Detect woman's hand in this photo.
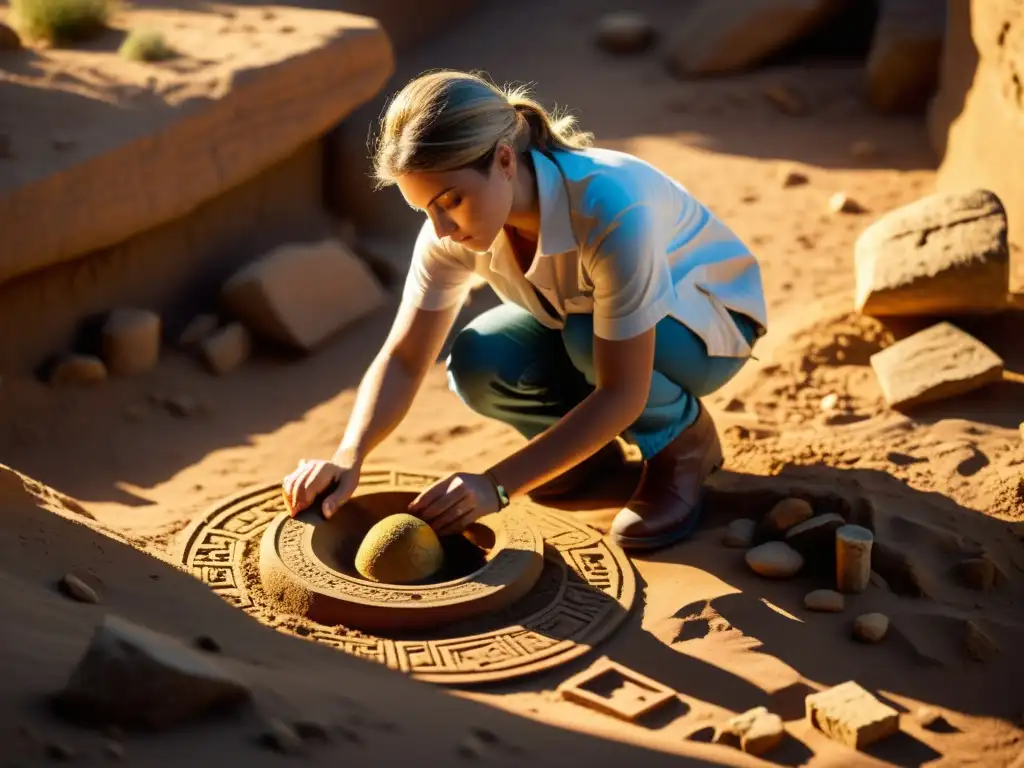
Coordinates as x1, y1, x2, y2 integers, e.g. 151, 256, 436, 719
408, 472, 501, 536
282, 457, 361, 519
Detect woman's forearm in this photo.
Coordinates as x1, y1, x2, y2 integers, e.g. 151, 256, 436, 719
487, 389, 639, 498
333, 353, 423, 466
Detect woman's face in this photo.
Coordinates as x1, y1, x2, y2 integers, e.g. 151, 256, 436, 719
396, 144, 515, 252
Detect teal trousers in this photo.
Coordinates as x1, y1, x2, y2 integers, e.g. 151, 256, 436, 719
445, 304, 759, 459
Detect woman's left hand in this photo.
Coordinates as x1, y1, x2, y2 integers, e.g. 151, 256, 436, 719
408, 472, 502, 536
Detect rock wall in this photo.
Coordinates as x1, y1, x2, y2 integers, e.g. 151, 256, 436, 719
929, 0, 1024, 246
0, 143, 332, 374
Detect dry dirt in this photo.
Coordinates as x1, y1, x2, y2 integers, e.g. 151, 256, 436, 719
1, 0, 1023, 766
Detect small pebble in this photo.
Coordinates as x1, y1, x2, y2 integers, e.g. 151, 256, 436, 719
829, 192, 863, 214
50, 355, 107, 386
723, 519, 757, 548
852, 612, 889, 643
956, 557, 998, 592
194, 635, 221, 653
819, 393, 839, 411
59, 572, 100, 604
804, 589, 845, 612
746, 542, 804, 578
780, 168, 809, 187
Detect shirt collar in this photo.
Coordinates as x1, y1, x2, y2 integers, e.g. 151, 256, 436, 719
530, 148, 577, 257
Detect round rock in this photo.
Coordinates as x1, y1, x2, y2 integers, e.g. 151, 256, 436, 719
763, 498, 814, 535
746, 542, 804, 578
853, 612, 889, 643
723, 519, 756, 548
596, 13, 654, 55
804, 589, 844, 612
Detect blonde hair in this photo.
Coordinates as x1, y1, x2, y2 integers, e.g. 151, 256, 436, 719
373, 70, 593, 188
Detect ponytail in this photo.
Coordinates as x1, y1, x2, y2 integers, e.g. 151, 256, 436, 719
506, 86, 593, 154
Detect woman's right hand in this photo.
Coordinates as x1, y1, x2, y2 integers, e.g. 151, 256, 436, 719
282, 458, 361, 519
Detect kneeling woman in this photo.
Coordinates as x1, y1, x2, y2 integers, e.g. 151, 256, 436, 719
282, 70, 767, 552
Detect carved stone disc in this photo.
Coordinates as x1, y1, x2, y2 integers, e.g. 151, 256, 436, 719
175, 468, 636, 685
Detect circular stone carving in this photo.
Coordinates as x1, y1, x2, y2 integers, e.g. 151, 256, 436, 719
258, 486, 546, 632
175, 468, 636, 685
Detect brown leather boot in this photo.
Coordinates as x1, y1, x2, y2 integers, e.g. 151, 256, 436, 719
529, 441, 623, 501
611, 403, 723, 551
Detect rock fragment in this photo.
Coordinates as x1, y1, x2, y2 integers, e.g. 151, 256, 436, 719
665, 1, 847, 76
55, 614, 250, 729
762, 498, 814, 536
869, 323, 1004, 409
805, 680, 900, 749
177, 314, 219, 350
59, 572, 100, 604
854, 189, 1009, 316
221, 239, 385, 353
746, 542, 804, 578
852, 613, 889, 643
713, 706, 785, 756
200, 322, 251, 375
866, 0, 945, 114
804, 589, 844, 612
829, 192, 864, 214
101, 309, 161, 376
780, 168, 809, 187
50, 355, 107, 386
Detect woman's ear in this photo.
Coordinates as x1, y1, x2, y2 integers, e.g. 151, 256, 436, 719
495, 142, 515, 181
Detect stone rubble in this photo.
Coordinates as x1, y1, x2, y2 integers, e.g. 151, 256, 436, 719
854, 189, 1010, 317
221, 238, 385, 353
200, 322, 252, 376
805, 680, 900, 749
869, 323, 1004, 410
101, 308, 162, 376
713, 706, 785, 756
56, 614, 251, 729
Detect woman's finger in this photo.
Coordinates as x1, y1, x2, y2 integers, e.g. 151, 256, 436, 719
409, 475, 458, 514
282, 467, 306, 510
430, 502, 470, 535
419, 487, 467, 523
291, 462, 322, 513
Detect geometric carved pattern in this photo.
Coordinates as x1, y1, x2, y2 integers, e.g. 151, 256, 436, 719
175, 467, 636, 685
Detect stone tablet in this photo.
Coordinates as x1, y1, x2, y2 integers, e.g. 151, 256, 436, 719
176, 468, 636, 685
805, 680, 900, 749
869, 323, 1004, 409
854, 189, 1009, 317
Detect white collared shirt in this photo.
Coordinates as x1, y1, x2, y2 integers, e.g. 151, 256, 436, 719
402, 146, 768, 358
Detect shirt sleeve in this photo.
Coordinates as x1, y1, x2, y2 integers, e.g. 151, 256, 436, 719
588, 203, 675, 341
401, 219, 474, 311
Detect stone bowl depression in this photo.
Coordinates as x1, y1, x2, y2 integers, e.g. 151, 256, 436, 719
258, 487, 546, 633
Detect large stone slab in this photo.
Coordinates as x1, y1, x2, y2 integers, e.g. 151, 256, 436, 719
866, 0, 946, 114
664, 0, 847, 76
0, 6, 393, 286
221, 239, 386, 352
854, 189, 1010, 316
929, 0, 1024, 247
869, 322, 1004, 409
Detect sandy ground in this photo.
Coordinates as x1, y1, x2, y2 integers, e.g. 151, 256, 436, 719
1, 0, 1023, 765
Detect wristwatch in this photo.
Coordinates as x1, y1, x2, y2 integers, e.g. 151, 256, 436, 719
485, 470, 511, 510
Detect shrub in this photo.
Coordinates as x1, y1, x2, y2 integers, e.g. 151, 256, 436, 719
118, 28, 174, 62
11, 0, 110, 46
